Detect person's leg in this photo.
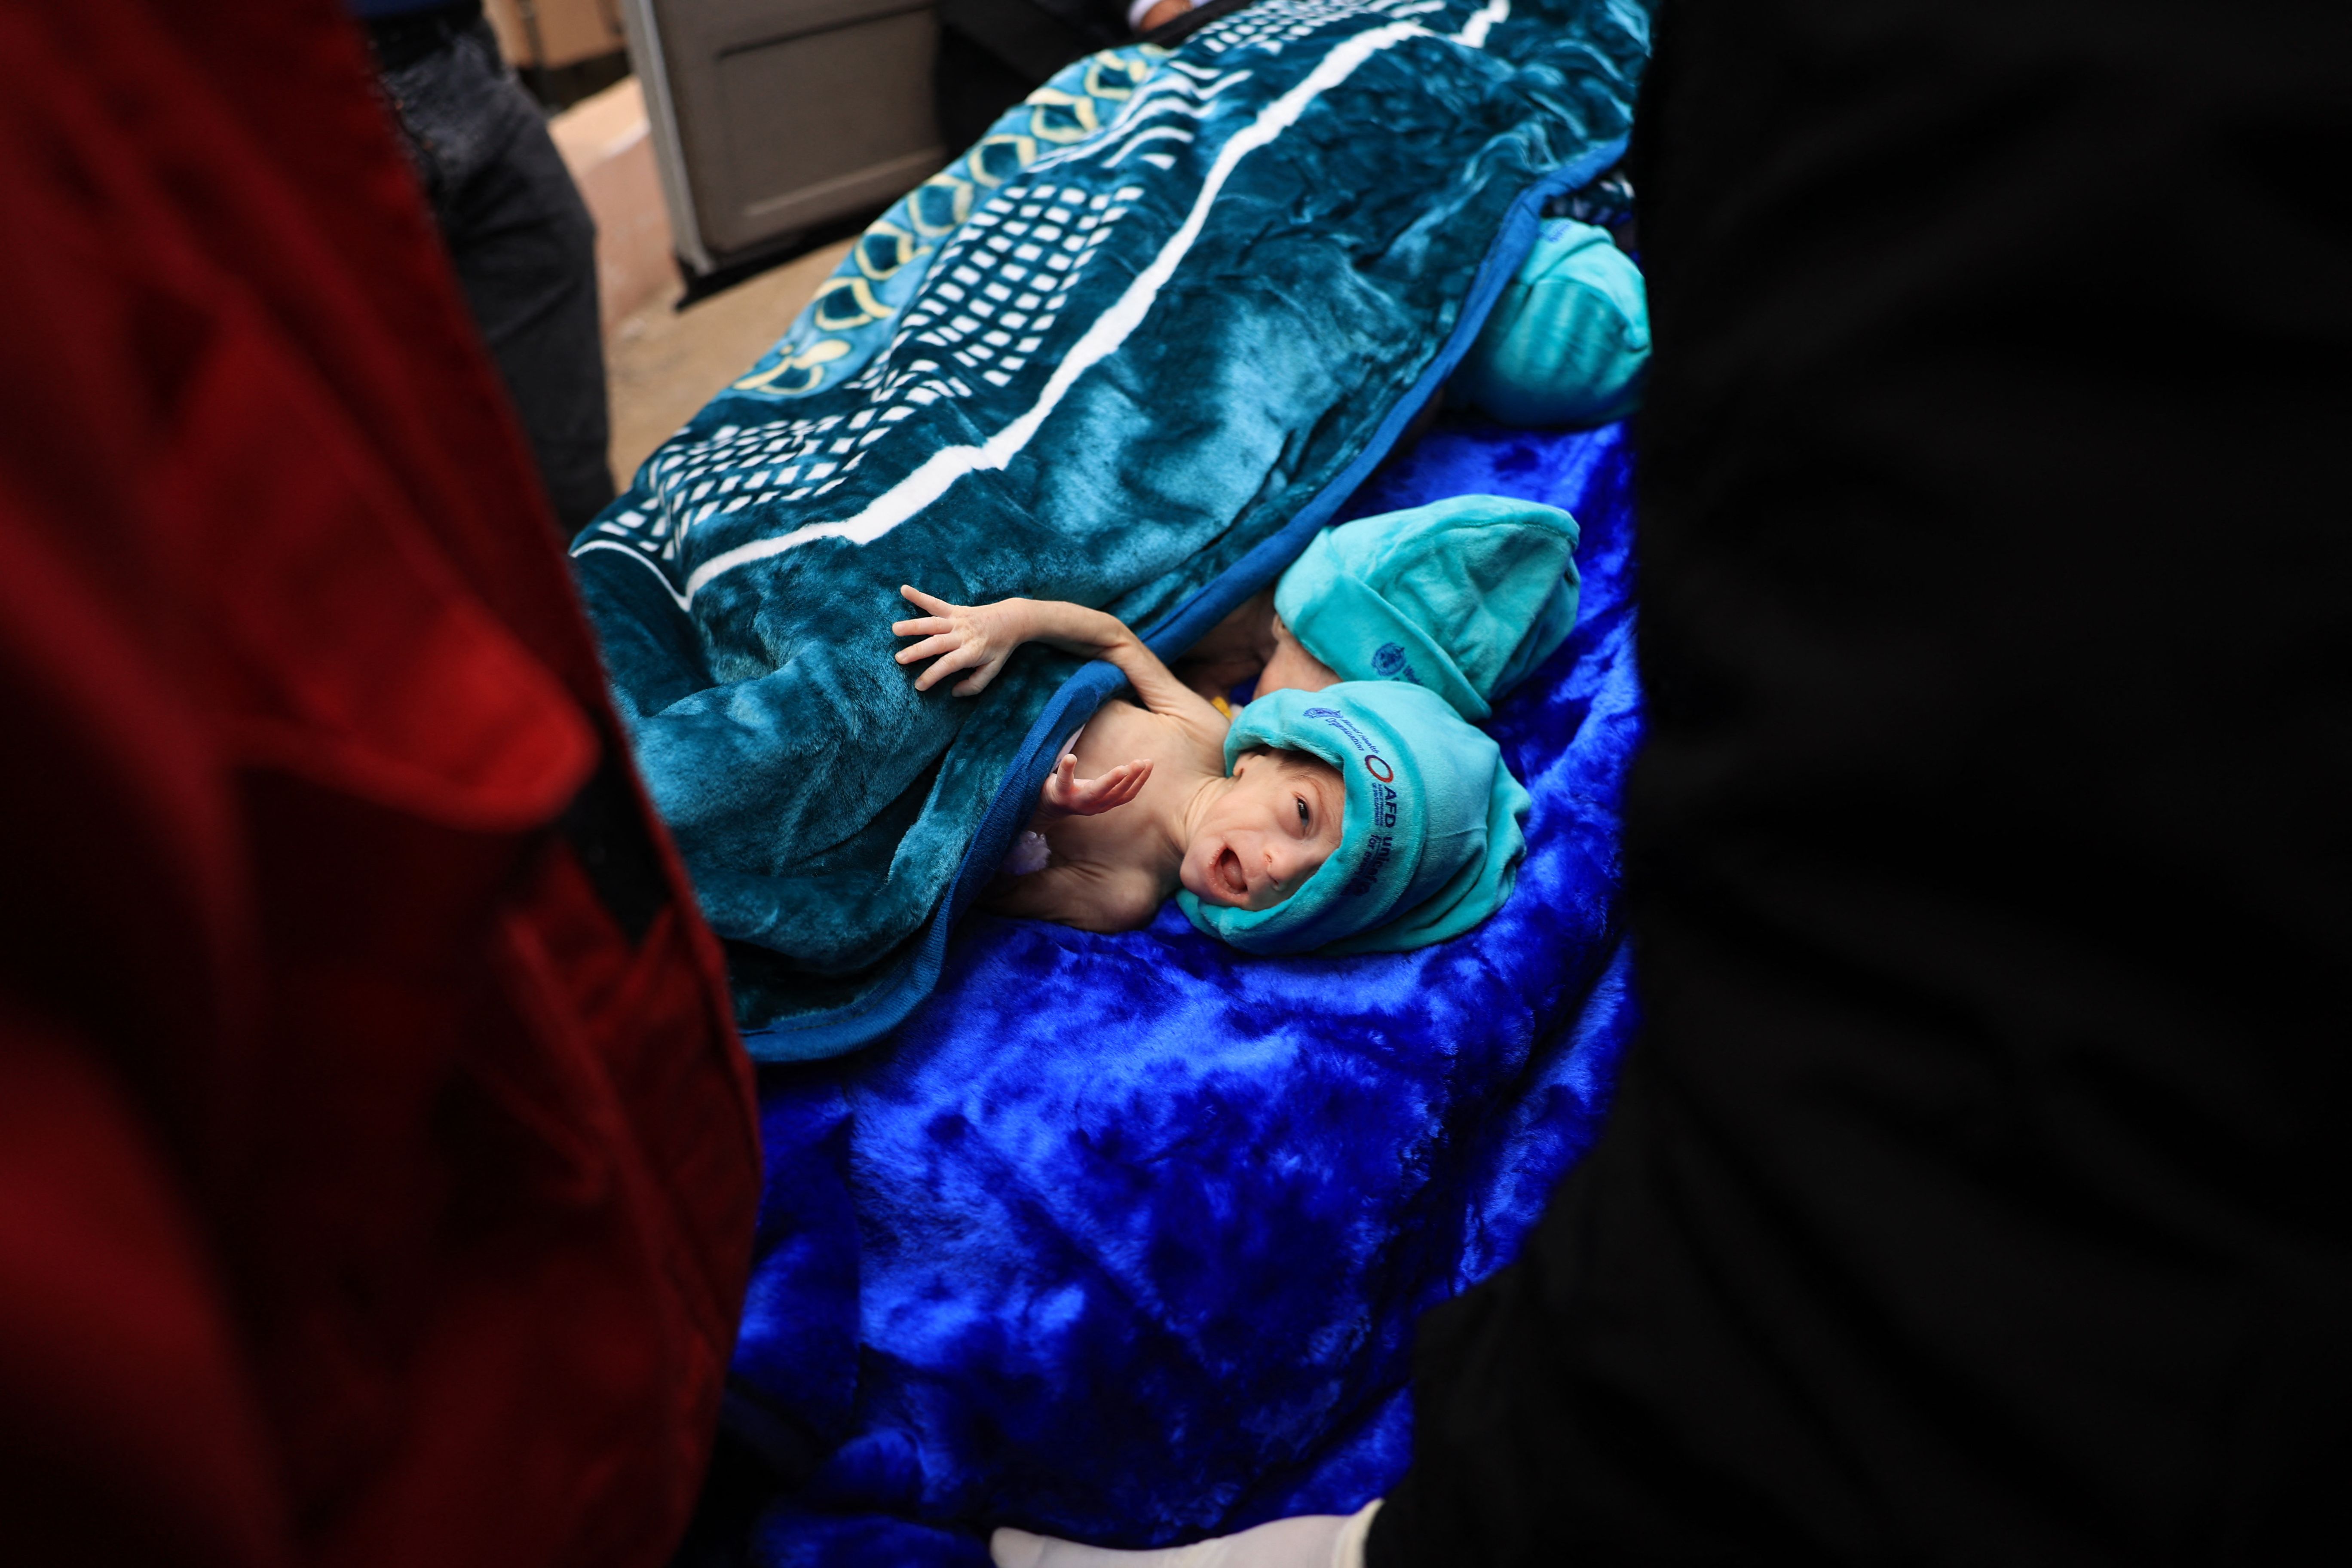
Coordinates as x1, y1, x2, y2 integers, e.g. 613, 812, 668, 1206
380, 21, 614, 534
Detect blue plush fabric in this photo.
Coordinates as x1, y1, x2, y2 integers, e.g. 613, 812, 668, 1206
726, 414, 1641, 1565
570, 0, 1649, 1052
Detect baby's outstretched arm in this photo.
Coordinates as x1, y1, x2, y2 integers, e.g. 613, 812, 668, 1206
891, 586, 1223, 726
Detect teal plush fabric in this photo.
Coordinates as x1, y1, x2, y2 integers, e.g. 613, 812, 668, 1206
1272, 493, 1580, 721
571, 0, 1648, 1053
1453, 216, 1649, 428
1176, 682, 1529, 953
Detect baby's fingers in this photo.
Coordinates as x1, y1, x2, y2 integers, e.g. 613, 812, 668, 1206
900, 584, 958, 615
1067, 760, 1150, 814
912, 642, 988, 691
1098, 760, 1152, 806
950, 651, 1011, 697
1080, 760, 1135, 796
894, 632, 961, 666
891, 615, 952, 637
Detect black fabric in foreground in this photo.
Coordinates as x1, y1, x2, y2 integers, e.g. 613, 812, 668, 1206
934, 0, 1132, 150
1371, 0, 2352, 1562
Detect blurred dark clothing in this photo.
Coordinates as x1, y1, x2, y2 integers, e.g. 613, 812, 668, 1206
1372, 0, 2352, 1562
349, 0, 459, 21
0, 3, 758, 1566
371, 8, 616, 534
934, 0, 1135, 151
355, 0, 487, 67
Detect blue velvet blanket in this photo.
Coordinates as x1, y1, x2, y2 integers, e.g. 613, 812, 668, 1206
729, 414, 1640, 1565
572, 0, 1648, 1050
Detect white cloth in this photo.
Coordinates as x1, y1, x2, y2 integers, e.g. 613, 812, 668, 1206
993, 1501, 1379, 1568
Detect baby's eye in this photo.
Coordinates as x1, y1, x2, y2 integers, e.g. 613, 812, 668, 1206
1295, 796, 1310, 827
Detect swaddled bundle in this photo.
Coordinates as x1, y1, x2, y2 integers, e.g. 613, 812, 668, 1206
1453, 216, 1650, 428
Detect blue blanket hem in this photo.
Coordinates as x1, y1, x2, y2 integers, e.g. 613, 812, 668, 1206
738, 134, 1631, 1061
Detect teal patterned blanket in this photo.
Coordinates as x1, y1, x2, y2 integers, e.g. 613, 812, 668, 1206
571, 0, 1648, 1053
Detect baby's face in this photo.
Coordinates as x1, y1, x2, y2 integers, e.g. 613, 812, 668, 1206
1180, 750, 1345, 909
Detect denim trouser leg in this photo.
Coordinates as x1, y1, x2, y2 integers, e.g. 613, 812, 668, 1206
381, 24, 616, 535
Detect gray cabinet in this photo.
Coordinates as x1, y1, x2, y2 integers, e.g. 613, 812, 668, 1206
619, 0, 946, 276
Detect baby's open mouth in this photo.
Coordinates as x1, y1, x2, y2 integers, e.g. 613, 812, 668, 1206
1213, 846, 1249, 902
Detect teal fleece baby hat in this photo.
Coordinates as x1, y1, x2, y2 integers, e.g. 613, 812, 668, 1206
1178, 682, 1531, 956
1274, 494, 1580, 722
1453, 217, 1648, 429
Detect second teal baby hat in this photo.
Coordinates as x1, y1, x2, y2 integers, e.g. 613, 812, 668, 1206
1453, 217, 1649, 429
1274, 493, 1580, 722
1178, 682, 1531, 956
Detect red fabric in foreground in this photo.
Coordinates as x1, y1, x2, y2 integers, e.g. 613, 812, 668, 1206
0, 4, 760, 1567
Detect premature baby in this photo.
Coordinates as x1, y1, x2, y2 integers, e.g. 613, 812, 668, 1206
893, 585, 1344, 932
892, 494, 1583, 955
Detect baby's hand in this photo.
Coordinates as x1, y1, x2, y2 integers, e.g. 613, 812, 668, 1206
1037, 752, 1152, 820
893, 585, 1032, 695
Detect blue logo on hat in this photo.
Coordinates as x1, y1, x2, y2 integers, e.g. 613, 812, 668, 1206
1306, 707, 1376, 754
1371, 642, 1419, 684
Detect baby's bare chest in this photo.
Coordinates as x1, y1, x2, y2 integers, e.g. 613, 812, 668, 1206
1066, 699, 1225, 779
1044, 701, 1218, 872
1067, 700, 1168, 771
